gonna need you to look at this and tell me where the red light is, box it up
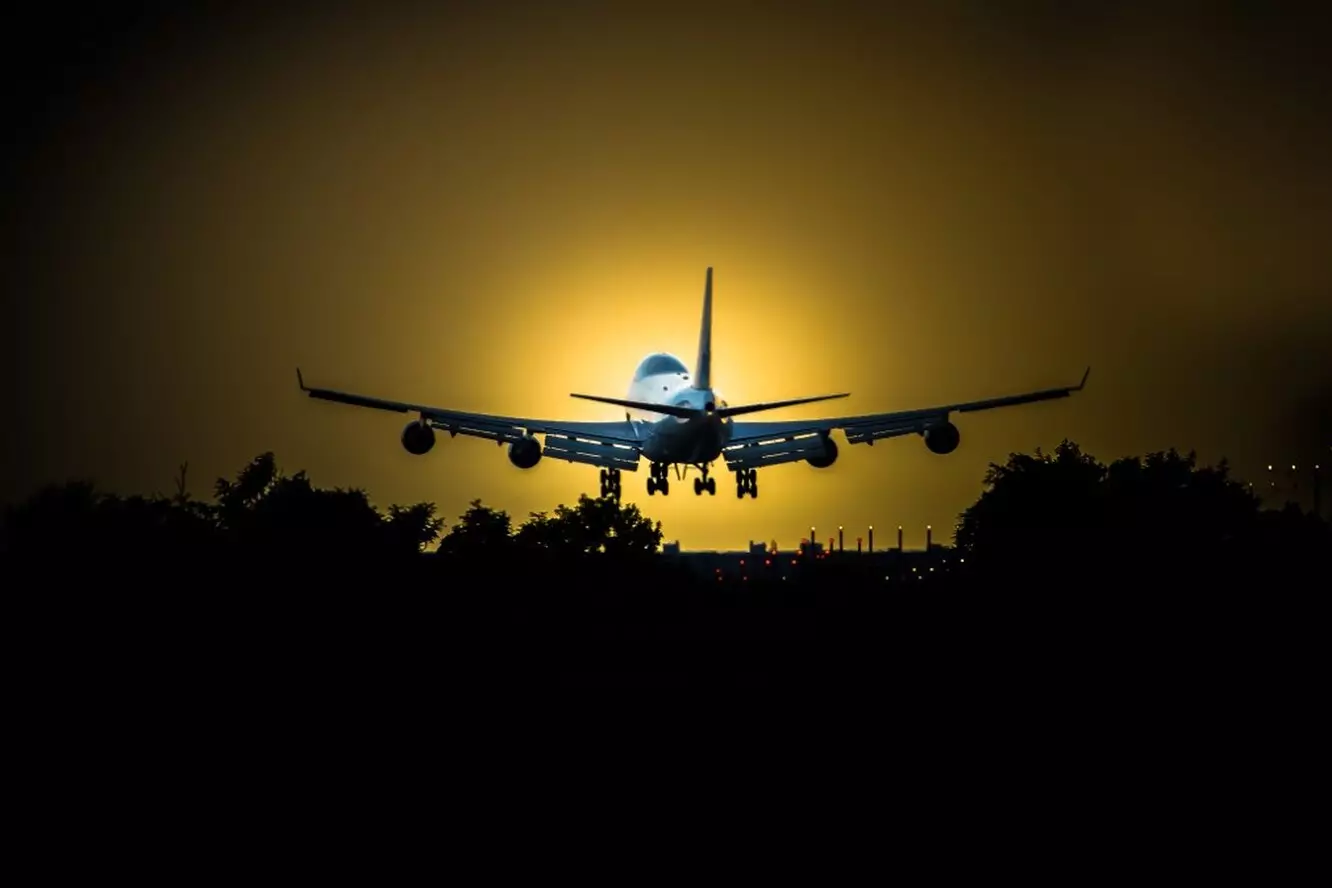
[764,559,771,566]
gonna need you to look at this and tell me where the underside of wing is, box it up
[529,421,642,472]
[724,368,1090,466]
[721,415,924,471]
[298,370,643,471]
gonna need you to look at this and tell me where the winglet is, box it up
[297,367,308,391]
[1075,366,1090,391]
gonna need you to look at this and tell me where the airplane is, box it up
[297,267,1089,501]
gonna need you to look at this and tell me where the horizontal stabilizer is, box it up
[570,393,698,418]
[716,393,849,419]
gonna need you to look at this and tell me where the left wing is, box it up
[724,368,1090,469]
[297,369,643,471]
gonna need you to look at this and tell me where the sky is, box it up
[5,1,1330,549]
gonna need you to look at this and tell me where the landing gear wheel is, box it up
[694,477,703,495]
[706,477,716,495]
[647,463,671,496]
[733,467,759,499]
[600,467,622,501]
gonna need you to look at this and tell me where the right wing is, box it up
[297,369,643,472]
[723,368,1090,470]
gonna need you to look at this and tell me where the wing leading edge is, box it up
[724,367,1090,459]
[297,369,643,471]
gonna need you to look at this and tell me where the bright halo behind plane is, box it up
[298,267,1089,501]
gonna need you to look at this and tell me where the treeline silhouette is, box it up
[953,440,1327,588]
[4,441,1323,589]
[5,441,1325,691]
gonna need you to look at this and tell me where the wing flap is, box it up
[542,436,641,471]
[723,434,827,471]
[842,414,942,445]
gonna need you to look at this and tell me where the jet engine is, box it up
[806,434,839,469]
[401,419,436,455]
[508,434,542,469]
[924,421,960,455]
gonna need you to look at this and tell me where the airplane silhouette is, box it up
[298,267,1089,500]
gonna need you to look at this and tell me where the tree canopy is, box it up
[953,440,1283,583]
[1,452,662,569]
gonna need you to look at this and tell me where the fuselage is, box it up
[624,352,733,465]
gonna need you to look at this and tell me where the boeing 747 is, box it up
[298,268,1088,501]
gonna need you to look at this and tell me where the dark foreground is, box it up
[23,546,1323,700]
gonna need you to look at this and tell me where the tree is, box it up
[954,440,1105,560]
[954,440,1263,583]
[513,494,662,558]
[385,502,446,554]
[437,499,512,556]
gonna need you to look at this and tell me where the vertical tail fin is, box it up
[695,266,713,390]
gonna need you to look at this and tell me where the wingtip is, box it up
[1078,366,1090,389]
[297,367,307,391]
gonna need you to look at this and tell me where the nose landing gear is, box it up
[599,468,622,501]
[646,462,671,496]
[735,468,758,499]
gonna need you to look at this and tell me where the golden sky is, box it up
[6,3,1331,548]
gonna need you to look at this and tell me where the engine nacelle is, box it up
[508,435,542,469]
[924,421,960,455]
[806,434,839,469]
[401,420,436,455]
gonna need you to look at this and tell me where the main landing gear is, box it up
[693,465,717,496]
[735,468,758,499]
[646,462,670,496]
[599,468,622,501]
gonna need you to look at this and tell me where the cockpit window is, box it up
[633,353,689,380]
